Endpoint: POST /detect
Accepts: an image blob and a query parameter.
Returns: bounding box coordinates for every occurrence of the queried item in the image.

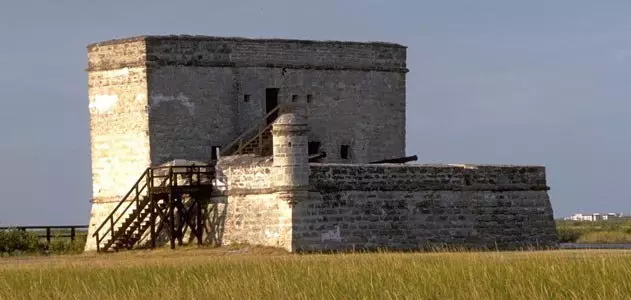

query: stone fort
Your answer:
[85,35,557,252]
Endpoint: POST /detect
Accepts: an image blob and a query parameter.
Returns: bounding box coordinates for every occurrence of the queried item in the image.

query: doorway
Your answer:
[265,88,279,124]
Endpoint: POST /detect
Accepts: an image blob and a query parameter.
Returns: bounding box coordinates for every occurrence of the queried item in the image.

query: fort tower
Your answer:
[85,35,557,252]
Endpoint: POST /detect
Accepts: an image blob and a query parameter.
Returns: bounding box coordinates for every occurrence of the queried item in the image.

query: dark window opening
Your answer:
[340,145,350,159]
[308,141,321,155]
[265,88,279,123]
[211,145,220,160]
[307,94,313,103]
[291,95,298,102]
[288,142,292,148]
[243,94,251,102]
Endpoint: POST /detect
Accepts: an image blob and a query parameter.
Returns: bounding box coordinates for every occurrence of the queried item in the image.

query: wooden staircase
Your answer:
[92,166,214,252]
[220,105,283,156]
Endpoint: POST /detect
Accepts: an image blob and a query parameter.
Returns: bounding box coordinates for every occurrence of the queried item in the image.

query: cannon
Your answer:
[308,151,327,162]
[369,155,418,164]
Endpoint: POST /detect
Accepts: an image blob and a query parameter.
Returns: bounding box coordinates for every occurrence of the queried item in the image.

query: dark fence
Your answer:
[0,225,89,244]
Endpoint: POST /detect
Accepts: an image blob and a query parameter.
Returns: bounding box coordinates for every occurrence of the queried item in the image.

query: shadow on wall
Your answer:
[204,200,228,246]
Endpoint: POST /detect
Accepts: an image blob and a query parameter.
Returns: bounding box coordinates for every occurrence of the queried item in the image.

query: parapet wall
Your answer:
[216,161,557,252]
[87,35,407,72]
[292,164,557,251]
[309,164,549,191]
[87,39,147,71]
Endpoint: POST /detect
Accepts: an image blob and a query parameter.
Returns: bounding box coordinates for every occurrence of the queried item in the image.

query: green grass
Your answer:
[1,247,631,299]
[556,219,631,243]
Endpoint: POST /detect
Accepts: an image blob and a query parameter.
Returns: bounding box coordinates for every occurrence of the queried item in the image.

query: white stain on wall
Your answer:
[265,230,280,239]
[101,67,129,78]
[150,93,195,115]
[89,94,118,113]
[135,93,146,102]
[321,226,342,242]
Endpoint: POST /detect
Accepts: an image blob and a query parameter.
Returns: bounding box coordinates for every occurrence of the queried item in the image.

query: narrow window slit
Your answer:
[340,145,350,159]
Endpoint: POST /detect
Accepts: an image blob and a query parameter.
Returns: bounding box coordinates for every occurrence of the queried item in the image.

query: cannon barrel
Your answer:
[369,155,418,164]
[308,151,327,162]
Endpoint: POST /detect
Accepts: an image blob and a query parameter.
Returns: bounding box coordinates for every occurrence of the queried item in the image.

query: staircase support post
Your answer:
[167,166,175,250]
[169,196,175,250]
[150,200,156,249]
[176,196,184,246]
[96,232,100,252]
[149,169,156,249]
[196,196,203,245]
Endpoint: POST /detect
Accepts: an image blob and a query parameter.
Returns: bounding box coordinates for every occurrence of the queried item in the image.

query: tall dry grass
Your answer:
[1,247,630,300]
[577,231,631,244]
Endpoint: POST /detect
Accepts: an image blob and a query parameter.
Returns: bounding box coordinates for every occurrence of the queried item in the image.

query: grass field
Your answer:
[1,247,631,300]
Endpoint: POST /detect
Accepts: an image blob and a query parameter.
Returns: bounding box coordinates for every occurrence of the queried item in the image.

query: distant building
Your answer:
[565,213,624,221]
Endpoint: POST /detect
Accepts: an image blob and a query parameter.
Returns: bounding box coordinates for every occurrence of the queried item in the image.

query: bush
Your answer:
[0,228,86,256]
[557,227,583,243]
[48,234,86,254]
[0,229,39,255]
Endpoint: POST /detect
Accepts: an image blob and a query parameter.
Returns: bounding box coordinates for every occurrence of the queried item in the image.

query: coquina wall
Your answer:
[88,35,407,166]
[214,161,557,252]
[294,164,557,251]
[86,40,150,251]
[217,156,293,250]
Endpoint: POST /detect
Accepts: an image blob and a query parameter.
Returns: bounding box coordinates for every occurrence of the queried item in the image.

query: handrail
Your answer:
[233,120,275,154]
[94,182,148,248]
[93,164,216,251]
[150,167,215,173]
[220,104,284,156]
[93,168,150,247]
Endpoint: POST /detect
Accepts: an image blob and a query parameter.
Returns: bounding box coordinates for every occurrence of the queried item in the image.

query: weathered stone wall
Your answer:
[88,66,150,201]
[140,36,407,71]
[236,68,406,163]
[87,35,407,164]
[218,157,293,251]
[86,40,150,251]
[87,39,147,71]
[87,40,151,200]
[292,164,557,251]
[141,36,407,163]
[147,66,237,164]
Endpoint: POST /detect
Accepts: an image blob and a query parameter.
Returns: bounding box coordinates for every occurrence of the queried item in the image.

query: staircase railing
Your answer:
[220,104,285,156]
[92,168,151,252]
[238,122,275,156]
[149,165,214,189]
[93,165,215,252]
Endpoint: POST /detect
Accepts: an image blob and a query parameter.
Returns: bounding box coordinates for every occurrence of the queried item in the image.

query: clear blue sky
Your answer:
[0,0,629,225]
